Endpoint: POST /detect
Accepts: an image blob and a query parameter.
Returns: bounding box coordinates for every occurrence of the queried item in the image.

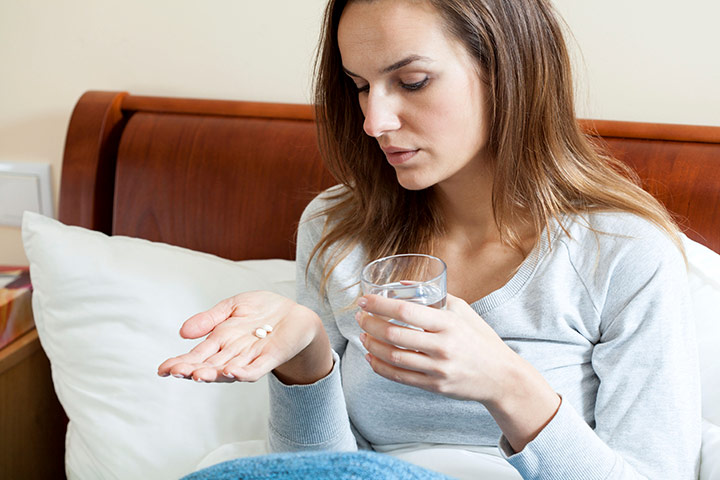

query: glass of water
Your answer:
[360,254,447,329]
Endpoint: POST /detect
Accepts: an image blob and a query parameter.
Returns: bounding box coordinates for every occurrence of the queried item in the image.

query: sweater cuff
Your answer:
[268,351,353,449]
[498,397,617,479]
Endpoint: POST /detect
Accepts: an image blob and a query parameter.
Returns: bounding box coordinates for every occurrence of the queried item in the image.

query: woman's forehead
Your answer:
[337,0,459,74]
[339,1,441,43]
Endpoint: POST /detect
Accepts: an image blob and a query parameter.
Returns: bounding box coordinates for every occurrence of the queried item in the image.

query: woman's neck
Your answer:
[433,163,499,245]
[433,168,537,255]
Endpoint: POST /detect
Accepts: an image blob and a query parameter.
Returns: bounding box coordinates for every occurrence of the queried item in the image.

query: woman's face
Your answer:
[337,0,490,191]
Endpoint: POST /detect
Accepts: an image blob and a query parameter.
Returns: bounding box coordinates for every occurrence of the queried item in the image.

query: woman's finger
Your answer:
[220,341,267,378]
[179,296,241,339]
[166,360,208,379]
[358,294,447,332]
[157,356,184,376]
[365,352,434,390]
[190,365,236,383]
[202,333,258,367]
[224,347,278,383]
[355,310,441,355]
[159,329,260,377]
[181,339,266,382]
[360,332,437,373]
[157,338,221,376]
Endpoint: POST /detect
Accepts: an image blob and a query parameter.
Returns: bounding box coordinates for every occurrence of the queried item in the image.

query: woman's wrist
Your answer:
[484,355,562,453]
[272,305,334,385]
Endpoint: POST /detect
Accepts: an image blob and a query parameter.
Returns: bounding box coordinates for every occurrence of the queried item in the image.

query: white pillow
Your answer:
[684,234,720,427]
[701,420,720,480]
[22,212,295,480]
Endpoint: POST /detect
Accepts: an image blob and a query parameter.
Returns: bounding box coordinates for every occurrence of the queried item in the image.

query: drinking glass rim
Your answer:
[360,253,447,289]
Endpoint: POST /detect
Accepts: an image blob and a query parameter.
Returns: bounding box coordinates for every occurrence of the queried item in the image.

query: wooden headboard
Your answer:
[60,91,720,257]
[59,91,337,261]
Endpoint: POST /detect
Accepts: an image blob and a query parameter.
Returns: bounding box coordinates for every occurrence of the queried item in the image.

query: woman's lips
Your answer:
[382,148,419,166]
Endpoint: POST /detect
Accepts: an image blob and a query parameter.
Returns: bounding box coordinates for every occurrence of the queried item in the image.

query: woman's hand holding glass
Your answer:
[356,293,561,452]
[356,292,517,403]
[357,253,518,402]
[157,291,333,385]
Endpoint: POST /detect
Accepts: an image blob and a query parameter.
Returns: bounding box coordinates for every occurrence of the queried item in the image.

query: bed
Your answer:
[3,90,720,479]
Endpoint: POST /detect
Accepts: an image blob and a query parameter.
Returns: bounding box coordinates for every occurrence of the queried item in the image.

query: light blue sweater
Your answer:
[268,189,701,479]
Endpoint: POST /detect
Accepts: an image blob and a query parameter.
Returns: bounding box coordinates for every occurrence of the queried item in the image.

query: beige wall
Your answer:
[554,0,720,124]
[1,0,718,266]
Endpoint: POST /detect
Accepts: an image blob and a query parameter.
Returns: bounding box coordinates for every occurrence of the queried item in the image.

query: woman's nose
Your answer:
[362,94,401,138]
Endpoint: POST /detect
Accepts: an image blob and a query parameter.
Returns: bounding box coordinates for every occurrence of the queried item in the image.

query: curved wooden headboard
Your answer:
[60,91,720,256]
[60,91,336,261]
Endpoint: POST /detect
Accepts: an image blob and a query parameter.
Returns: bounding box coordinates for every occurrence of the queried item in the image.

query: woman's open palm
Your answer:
[157,291,324,383]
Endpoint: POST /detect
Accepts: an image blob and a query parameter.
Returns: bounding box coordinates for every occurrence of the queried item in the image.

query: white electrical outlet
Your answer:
[0,162,54,227]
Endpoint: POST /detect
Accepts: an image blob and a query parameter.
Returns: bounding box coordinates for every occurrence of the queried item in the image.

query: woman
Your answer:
[159,0,701,478]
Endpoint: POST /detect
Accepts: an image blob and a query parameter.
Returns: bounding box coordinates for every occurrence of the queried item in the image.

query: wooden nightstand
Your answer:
[1,267,35,349]
[0,267,66,479]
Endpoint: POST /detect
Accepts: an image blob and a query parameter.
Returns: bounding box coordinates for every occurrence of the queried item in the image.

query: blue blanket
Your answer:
[183,450,453,480]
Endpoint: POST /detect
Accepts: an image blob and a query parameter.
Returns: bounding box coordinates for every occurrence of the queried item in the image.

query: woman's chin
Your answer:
[394,172,434,191]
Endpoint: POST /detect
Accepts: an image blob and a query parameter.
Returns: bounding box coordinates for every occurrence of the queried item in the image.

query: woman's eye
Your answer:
[401,77,429,91]
[356,84,370,93]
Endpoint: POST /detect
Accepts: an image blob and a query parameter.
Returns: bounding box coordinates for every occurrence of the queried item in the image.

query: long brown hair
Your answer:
[310,0,681,289]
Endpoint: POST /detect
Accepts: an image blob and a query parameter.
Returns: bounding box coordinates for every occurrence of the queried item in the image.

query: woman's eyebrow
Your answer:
[343,54,433,78]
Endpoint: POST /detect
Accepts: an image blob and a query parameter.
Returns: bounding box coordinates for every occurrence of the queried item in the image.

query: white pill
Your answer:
[262,324,273,333]
[254,328,267,338]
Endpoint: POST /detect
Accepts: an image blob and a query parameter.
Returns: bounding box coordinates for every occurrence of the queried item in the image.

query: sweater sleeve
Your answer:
[498,220,702,479]
[266,193,357,453]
